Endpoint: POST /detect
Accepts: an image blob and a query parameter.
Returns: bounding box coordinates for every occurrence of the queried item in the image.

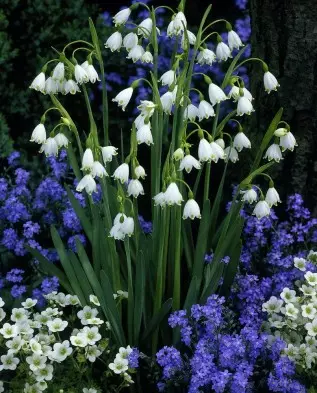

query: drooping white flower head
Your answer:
[136,124,153,145]
[160,91,174,114]
[114,213,127,226]
[54,133,69,148]
[210,141,225,162]
[183,199,201,219]
[135,165,146,179]
[74,64,89,84]
[101,146,118,163]
[274,128,288,137]
[264,144,283,162]
[279,131,297,152]
[31,124,46,144]
[141,51,154,64]
[30,72,46,93]
[113,163,129,184]
[109,223,125,240]
[164,182,183,206]
[52,62,65,81]
[137,100,156,118]
[153,192,166,208]
[181,30,196,49]
[112,87,133,111]
[228,85,240,101]
[228,30,243,50]
[39,137,58,157]
[242,87,253,101]
[179,155,201,173]
[121,217,134,237]
[123,32,138,50]
[208,83,227,106]
[167,20,175,37]
[81,61,100,84]
[265,187,281,207]
[196,49,216,66]
[241,188,258,204]
[45,77,58,94]
[263,71,279,93]
[76,174,97,194]
[233,132,251,152]
[172,12,187,35]
[159,70,175,87]
[113,8,131,26]
[216,41,232,61]
[237,96,254,116]
[198,138,213,162]
[198,100,215,120]
[127,179,144,198]
[215,138,225,149]
[127,45,145,62]
[92,161,108,178]
[81,148,94,171]
[173,148,185,161]
[134,114,146,130]
[253,200,270,219]
[64,79,80,94]
[183,104,199,122]
[105,31,122,52]
[224,146,239,163]
[138,18,153,37]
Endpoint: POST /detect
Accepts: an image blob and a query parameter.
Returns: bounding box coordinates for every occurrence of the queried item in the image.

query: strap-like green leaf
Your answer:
[141,298,173,342]
[134,251,146,345]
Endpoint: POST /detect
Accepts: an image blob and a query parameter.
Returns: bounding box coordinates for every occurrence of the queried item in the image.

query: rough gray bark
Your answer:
[249,0,317,215]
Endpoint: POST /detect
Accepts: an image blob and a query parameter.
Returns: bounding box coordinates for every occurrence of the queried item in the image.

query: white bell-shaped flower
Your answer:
[30,72,46,93]
[228,85,240,101]
[135,165,146,179]
[121,217,134,237]
[112,87,133,111]
[183,199,201,219]
[264,144,283,162]
[136,124,153,145]
[263,71,279,93]
[138,18,153,37]
[81,61,100,84]
[113,163,129,184]
[52,62,65,81]
[110,223,125,240]
[114,213,127,226]
[198,100,215,120]
[123,32,138,50]
[183,104,199,121]
[237,96,254,116]
[137,100,156,117]
[172,12,187,35]
[265,187,281,207]
[127,179,144,198]
[164,182,183,206]
[208,83,227,106]
[74,65,89,84]
[30,124,46,144]
[228,30,243,50]
[127,45,145,62]
[173,148,185,161]
[113,8,131,26]
[105,31,122,52]
[160,91,174,114]
[64,79,80,94]
[76,174,97,195]
[215,138,225,149]
[167,20,175,36]
[241,189,258,203]
[54,133,69,148]
[274,128,288,137]
[224,146,239,163]
[81,148,94,171]
[279,131,297,152]
[153,192,166,207]
[179,155,201,173]
[101,146,118,163]
[181,30,196,49]
[253,200,270,219]
[159,70,175,87]
[134,114,146,130]
[242,87,253,101]
[196,49,216,66]
[141,51,153,63]
[216,41,232,61]
[39,137,58,157]
[92,161,108,178]
[210,141,225,162]
[45,77,58,94]
[233,132,251,152]
[58,80,66,94]
[198,138,213,162]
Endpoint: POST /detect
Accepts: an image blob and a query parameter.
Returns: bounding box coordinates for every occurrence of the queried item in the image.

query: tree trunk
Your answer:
[249,0,317,215]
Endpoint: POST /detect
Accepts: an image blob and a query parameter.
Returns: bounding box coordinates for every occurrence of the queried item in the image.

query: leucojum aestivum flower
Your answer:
[26,0,297,370]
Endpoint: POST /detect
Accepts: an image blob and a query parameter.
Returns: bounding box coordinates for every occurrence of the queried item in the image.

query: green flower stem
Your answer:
[155,5,174,13]
[62,40,94,53]
[82,84,98,138]
[203,162,211,202]
[172,206,182,311]
[233,57,267,73]
[202,18,229,34]
[124,239,134,345]
[200,31,220,46]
